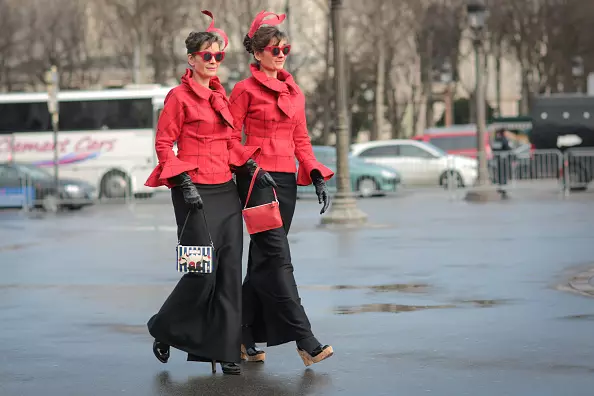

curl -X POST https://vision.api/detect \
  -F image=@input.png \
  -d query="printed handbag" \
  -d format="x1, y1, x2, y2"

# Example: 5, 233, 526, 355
176, 208, 214, 274
242, 166, 283, 234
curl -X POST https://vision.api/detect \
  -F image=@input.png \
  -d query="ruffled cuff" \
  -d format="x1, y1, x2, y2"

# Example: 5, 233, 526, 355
229, 145, 261, 168
296, 160, 334, 186
144, 157, 199, 188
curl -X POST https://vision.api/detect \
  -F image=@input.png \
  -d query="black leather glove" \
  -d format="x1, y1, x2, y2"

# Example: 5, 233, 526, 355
243, 159, 278, 189
169, 172, 203, 209
311, 169, 330, 214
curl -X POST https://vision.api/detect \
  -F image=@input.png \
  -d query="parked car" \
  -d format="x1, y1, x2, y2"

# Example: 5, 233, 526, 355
0, 162, 96, 211
350, 139, 477, 187
296, 146, 401, 198
412, 125, 492, 159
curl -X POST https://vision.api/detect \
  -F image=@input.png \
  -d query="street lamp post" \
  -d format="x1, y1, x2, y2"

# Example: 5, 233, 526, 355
322, 0, 367, 225
464, 0, 500, 202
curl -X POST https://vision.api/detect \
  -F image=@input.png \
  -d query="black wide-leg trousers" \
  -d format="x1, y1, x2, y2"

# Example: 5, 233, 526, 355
147, 180, 243, 363
236, 172, 316, 348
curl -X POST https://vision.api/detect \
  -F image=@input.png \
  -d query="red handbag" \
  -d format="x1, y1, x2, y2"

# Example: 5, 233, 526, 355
242, 167, 283, 234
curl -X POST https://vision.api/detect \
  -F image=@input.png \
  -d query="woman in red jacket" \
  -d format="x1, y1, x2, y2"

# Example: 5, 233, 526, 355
144, 11, 275, 376
228, 11, 335, 367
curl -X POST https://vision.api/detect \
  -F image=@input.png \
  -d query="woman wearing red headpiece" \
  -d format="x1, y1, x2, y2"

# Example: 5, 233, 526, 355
228, 11, 334, 367
143, 11, 275, 376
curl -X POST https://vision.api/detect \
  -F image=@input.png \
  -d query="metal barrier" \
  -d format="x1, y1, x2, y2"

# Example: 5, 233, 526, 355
384, 148, 582, 199
563, 148, 594, 194
487, 148, 594, 195
490, 149, 564, 193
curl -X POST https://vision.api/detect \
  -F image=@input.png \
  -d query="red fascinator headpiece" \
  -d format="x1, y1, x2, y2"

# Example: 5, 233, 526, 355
202, 10, 228, 50
247, 10, 286, 38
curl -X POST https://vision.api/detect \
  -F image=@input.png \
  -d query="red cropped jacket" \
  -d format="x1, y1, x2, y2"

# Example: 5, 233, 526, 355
145, 69, 260, 187
228, 64, 333, 186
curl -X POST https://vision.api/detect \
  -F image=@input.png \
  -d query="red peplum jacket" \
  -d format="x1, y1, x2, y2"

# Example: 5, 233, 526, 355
228, 64, 334, 186
145, 69, 260, 188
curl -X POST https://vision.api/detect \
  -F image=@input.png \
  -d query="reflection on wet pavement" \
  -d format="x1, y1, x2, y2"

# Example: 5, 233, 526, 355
0, 243, 30, 252
300, 283, 430, 293
335, 299, 511, 314
454, 299, 511, 307
153, 368, 332, 396
86, 323, 147, 335
561, 314, 594, 321
334, 303, 456, 314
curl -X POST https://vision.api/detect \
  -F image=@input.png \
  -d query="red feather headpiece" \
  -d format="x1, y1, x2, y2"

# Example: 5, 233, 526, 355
247, 10, 286, 38
202, 10, 228, 50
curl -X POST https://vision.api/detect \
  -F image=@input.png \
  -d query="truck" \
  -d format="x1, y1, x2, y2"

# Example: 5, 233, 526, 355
529, 94, 594, 191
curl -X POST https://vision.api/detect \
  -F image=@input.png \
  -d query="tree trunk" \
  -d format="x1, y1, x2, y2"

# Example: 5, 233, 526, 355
372, 42, 385, 141
520, 66, 530, 115
424, 32, 434, 130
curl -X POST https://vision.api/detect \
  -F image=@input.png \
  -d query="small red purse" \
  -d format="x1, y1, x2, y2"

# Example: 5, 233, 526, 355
242, 167, 283, 234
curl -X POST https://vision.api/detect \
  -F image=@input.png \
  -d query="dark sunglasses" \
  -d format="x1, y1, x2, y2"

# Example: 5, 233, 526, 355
264, 45, 291, 57
192, 51, 225, 62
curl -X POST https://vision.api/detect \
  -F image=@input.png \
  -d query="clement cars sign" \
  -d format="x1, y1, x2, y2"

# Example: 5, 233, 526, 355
0, 136, 116, 154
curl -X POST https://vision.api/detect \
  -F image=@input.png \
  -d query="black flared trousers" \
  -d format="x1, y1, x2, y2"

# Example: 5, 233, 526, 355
236, 172, 315, 348
147, 180, 243, 363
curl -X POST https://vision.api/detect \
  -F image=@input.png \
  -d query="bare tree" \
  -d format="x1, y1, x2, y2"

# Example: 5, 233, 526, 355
13, 0, 100, 90
413, 0, 465, 129
0, 0, 24, 91
146, 0, 196, 84
216, 0, 268, 78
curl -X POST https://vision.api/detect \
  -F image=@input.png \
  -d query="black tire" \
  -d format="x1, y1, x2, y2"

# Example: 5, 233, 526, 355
356, 177, 378, 198
100, 170, 131, 199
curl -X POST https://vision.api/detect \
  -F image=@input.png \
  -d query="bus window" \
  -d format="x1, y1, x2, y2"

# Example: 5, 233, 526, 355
59, 99, 153, 130
0, 102, 51, 133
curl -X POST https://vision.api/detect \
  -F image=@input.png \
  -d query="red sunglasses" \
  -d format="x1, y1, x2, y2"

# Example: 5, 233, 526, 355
192, 51, 225, 62
264, 45, 291, 57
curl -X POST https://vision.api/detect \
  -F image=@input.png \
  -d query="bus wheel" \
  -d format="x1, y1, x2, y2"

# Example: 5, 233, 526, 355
100, 170, 131, 199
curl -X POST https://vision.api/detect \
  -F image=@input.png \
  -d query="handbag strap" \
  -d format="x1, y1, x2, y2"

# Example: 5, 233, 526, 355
243, 166, 278, 209
178, 207, 214, 248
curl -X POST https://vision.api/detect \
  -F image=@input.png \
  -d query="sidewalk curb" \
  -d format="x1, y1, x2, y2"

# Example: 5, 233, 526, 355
568, 268, 594, 297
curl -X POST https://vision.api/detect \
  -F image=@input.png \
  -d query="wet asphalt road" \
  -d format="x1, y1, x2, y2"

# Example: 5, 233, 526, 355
1, 188, 594, 395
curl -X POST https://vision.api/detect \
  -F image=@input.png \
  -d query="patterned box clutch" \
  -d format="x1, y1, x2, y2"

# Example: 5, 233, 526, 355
177, 245, 213, 273
176, 208, 215, 274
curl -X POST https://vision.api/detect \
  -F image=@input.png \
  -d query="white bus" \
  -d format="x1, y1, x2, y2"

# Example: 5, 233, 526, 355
0, 87, 173, 199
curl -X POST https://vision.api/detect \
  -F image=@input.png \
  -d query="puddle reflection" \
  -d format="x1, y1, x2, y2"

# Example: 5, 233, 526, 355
301, 283, 430, 293
335, 299, 510, 315
335, 303, 455, 315
153, 368, 332, 396
454, 299, 510, 307
561, 314, 594, 321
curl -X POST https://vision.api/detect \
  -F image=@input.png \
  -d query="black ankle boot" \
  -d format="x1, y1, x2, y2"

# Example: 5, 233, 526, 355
152, 340, 170, 363
220, 362, 241, 375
